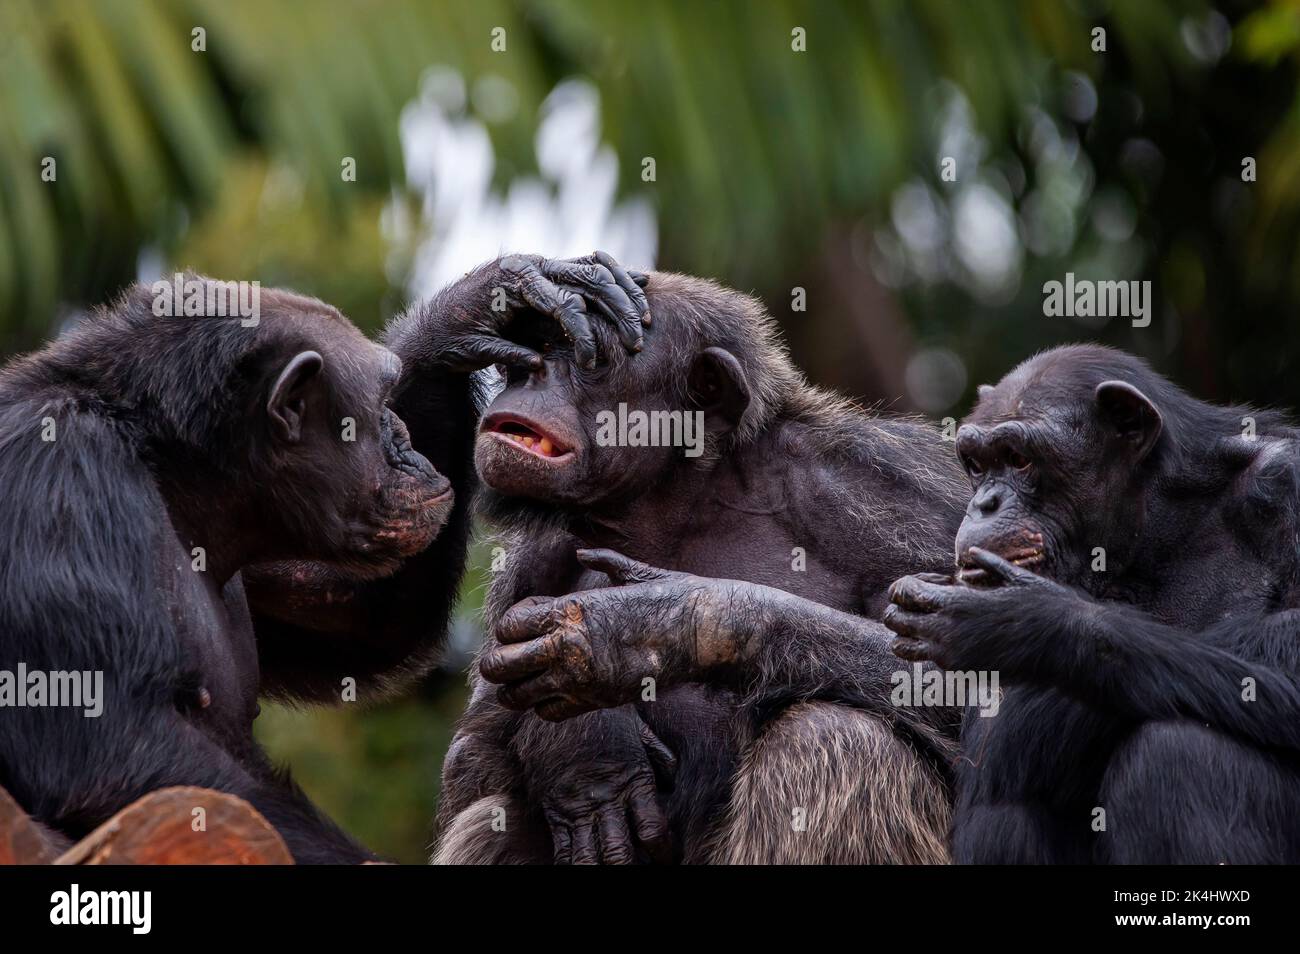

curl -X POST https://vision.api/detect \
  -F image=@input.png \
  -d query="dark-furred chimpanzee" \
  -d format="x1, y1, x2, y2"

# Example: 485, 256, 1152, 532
0, 278, 449, 863
432, 271, 970, 864
0, 260, 641, 864
885, 343, 1300, 863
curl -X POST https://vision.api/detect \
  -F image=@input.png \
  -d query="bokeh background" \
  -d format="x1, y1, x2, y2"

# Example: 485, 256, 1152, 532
3, 0, 1299, 861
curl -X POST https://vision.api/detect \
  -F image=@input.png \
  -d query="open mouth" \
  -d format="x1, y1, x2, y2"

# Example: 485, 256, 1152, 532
958, 533, 1045, 584
482, 413, 573, 461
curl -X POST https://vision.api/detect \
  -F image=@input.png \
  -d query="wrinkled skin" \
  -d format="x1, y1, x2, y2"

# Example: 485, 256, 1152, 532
483, 550, 717, 719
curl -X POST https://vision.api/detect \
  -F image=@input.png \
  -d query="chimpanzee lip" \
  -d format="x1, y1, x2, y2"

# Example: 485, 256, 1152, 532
481, 412, 574, 461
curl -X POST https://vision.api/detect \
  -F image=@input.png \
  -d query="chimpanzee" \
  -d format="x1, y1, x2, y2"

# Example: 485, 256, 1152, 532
884, 344, 1300, 863
433, 271, 970, 864
0, 259, 640, 864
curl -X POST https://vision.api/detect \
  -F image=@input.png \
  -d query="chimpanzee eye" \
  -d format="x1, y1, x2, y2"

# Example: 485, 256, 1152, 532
1008, 451, 1032, 472
962, 455, 984, 478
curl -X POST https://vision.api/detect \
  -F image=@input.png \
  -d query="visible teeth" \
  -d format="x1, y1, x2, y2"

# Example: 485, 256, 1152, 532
538, 437, 554, 455
522, 436, 535, 448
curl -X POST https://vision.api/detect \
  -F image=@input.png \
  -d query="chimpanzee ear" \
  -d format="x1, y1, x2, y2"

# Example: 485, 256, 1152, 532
1095, 379, 1163, 459
268, 351, 324, 443
688, 347, 751, 431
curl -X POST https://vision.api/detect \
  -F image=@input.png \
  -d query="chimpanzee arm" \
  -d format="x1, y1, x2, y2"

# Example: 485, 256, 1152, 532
480, 550, 954, 734
1004, 599, 1300, 753
886, 549, 1300, 754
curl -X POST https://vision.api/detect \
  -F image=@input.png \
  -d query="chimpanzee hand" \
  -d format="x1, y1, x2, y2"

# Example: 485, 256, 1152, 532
532, 713, 676, 864
481, 549, 728, 720
424, 251, 650, 372
883, 547, 1082, 673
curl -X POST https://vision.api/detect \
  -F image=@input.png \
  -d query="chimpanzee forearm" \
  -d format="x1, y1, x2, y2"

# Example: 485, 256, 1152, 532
692, 581, 921, 707
1013, 598, 1300, 754
485, 562, 955, 735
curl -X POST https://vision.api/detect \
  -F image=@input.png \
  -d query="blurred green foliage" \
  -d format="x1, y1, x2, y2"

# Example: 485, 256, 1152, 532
6, 0, 1300, 860
256, 686, 468, 864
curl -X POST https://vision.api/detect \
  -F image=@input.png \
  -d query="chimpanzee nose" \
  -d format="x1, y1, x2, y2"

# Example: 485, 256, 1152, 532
973, 485, 1002, 516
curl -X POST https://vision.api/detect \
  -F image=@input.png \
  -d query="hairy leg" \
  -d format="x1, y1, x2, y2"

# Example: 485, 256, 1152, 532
710, 702, 951, 864
1101, 721, 1300, 864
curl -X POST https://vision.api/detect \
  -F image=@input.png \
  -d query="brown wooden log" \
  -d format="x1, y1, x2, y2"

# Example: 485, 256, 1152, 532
54, 786, 293, 865
0, 784, 68, 864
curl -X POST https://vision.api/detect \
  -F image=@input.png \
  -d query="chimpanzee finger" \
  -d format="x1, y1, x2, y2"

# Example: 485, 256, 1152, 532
596, 806, 635, 864
536, 697, 589, 722
639, 721, 679, 787
546, 816, 572, 868
576, 547, 670, 586
913, 572, 957, 585
505, 594, 551, 612
479, 636, 559, 685
494, 598, 558, 644
541, 260, 644, 352
506, 260, 598, 369
496, 669, 569, 711
965, 547, 1039, 586
456, 335, 542, 371
570, 821, 599, 864
629, 788, 673, 864
891, 636, 935, 662
887, 575, 949, 613
593, 250, 651, 324
548, 831, 569, 868
882, 603, 931, 638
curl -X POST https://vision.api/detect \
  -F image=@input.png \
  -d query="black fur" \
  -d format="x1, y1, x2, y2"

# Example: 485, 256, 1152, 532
886, 343, 1300, 863
0, 278, 469, 863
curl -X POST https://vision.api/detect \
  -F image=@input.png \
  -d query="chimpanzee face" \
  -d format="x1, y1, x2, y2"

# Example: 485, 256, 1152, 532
475, 335, 682, 508
953, 366, 1162, 588
263, 322, 452, 579
474, 315, 748, 509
